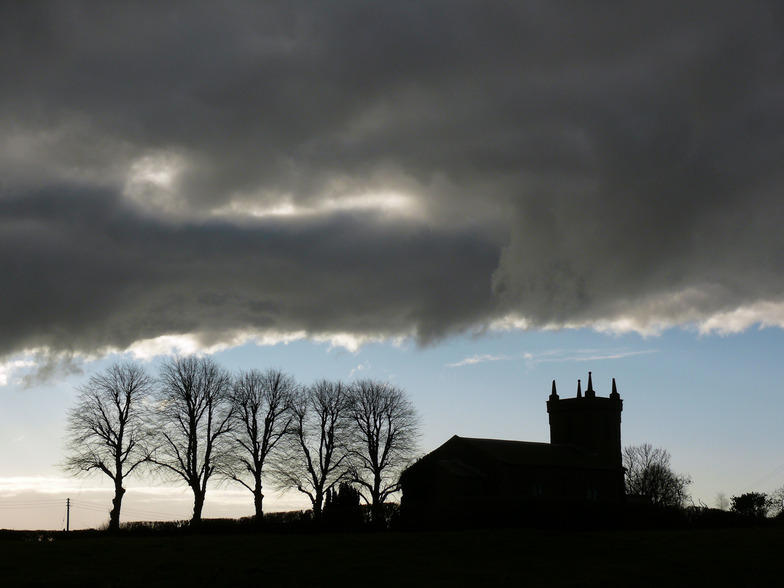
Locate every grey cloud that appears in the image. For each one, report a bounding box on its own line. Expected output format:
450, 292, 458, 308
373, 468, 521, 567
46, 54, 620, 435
492, 5, 784, 327
1, 1, 783, 358
0, 186, 501, 356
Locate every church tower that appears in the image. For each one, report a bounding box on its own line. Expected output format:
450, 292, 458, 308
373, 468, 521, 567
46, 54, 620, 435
546, 372, 623, 468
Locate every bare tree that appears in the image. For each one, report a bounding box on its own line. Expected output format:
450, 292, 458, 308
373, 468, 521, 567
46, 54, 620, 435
623, 443, 691, 507
275, 380, 352, 520
62, 362, 153, 531
223, 368, 296, 520
148, 355, 233, 525
769, 485, 784, 518
348, 379, 419, 526
714, 491, 730, 511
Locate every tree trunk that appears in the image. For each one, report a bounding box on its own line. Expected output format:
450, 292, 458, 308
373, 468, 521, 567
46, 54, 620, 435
313, 489, 324, 521
109, 484, 126, 532
371, 501, 385, 529
371, 477, 384, 529
191, 488, 205, 525
253, 486, 264, 522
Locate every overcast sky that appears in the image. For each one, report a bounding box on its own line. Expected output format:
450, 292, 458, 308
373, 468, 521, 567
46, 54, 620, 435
2, 1, 782, 363
1, 2, 784, 529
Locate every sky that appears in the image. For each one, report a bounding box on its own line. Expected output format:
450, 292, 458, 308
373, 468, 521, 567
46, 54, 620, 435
1, 1, 783, 529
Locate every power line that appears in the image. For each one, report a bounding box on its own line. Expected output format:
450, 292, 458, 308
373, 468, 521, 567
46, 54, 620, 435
67, 498, 185, 520
742, 460, 784, 492
1, 496, 193, 527
117, 506, 186, 520
0, 499, 64, 510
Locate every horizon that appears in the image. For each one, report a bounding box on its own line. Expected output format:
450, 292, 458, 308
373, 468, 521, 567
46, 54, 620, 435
4, 327, 784, 530
1, 2, 783, 530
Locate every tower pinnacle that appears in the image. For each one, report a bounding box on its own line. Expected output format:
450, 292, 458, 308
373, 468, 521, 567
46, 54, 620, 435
610, 377, 620, 399
586, 371, 595, 398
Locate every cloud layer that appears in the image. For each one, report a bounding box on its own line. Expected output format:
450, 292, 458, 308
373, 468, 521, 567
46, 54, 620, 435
1, 2, 783, 358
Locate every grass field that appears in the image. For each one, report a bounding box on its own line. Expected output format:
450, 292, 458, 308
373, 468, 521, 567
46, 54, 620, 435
1, 526, 781, 587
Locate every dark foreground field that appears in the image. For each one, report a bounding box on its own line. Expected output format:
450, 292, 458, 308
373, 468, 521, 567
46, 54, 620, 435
1, 526, 781, 587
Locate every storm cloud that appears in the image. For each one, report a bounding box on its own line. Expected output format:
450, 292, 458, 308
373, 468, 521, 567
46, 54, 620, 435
1, 1, 783, 359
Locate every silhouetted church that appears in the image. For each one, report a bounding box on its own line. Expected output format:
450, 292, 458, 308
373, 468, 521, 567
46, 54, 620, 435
400, 373, 624, 526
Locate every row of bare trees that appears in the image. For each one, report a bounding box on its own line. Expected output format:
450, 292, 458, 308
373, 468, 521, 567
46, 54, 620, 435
63, 357, 420, 530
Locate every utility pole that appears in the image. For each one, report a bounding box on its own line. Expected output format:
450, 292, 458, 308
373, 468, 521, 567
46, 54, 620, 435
66, 498, 70, 532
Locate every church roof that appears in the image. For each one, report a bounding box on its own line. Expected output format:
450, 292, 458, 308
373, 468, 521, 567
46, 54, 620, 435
453, 436, 620, 470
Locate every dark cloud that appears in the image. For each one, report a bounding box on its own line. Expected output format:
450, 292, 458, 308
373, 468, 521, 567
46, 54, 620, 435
1, 1, 783, 358
0, 185, 501, 356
